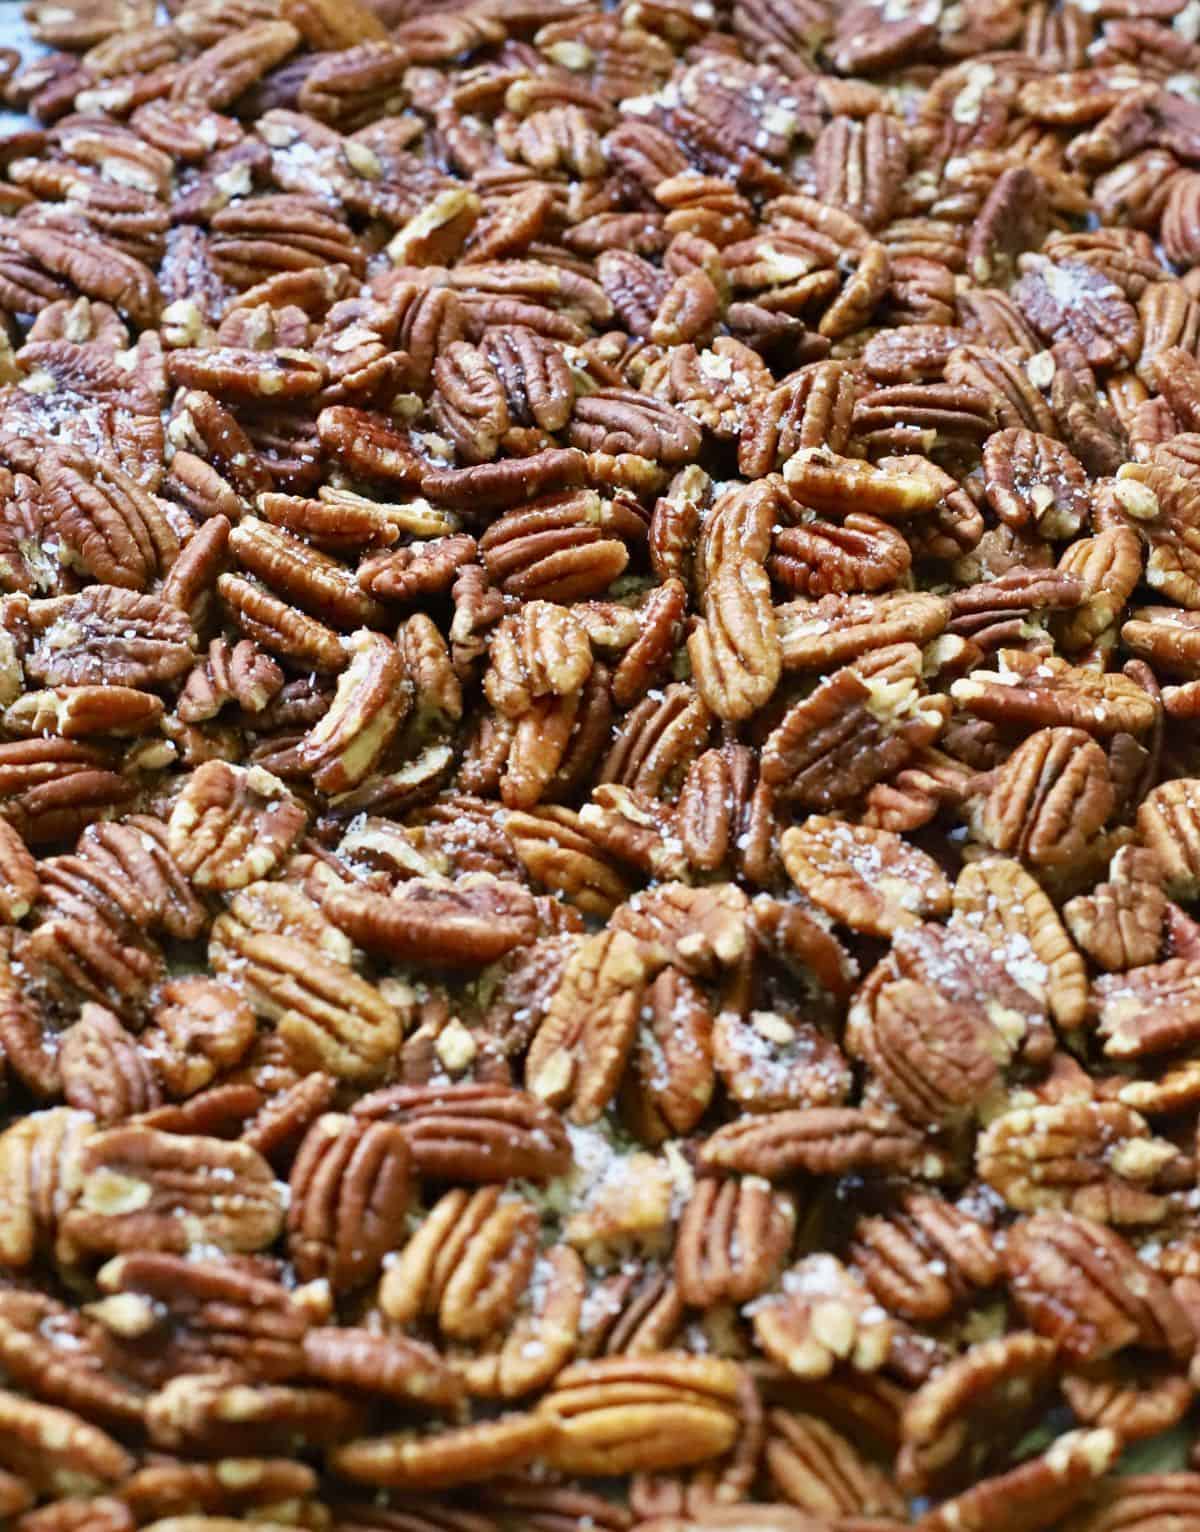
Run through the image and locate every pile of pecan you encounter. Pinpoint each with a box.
[5,0,1200,1527]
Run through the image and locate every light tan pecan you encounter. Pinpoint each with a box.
[753,1254,893,1380]
[0,817,37,921]
[1093,957,1200,1059]
[953,856,1088,1031]
[61,1126,285,1258]
[380,1185,538,1342]
[0,1106,93,1266]
[977,1101,1176,1224]
[329,1412,553,1491]
[539,1355,742,1476]
[526,929,661,1125]
[167,761,307,891]
[780,818,951,939]
[766,1409,906,1520]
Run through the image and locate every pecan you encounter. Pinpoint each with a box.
[167,761,307,891]
[539,1355,741,1476]
[767,1409,905,1520]
[330,1412,553,1491]
[951,650,1159,737]
[59,1003,160,1123]
[851,1188,1000,1325]
[983,428,1091,539]
[302,1325,462,1409]
[780,818,951,939]
[1137,778,1200,897]
[91,1249,309,1382]
[0,1390,133,1498]
[675,1177,794,1309]
[146,1373,361,1456]
[753,1254,893,1380]
[287,1113,409,1290]
[526,929,660,1125]
[142,978,256,1098]
[953,856,1088,1031]
[353,1082,571,1183]
[380,1184,538,1342]
[848,923,1046,1130]
[698,1107,927,1181]
[322,872,538,968]
[23,586,195,689]
[61,1126,285,1258]
[981,727,1115,869]
[977,1101,1176,1225]
[762,648,948,809]
[915,1428,1118,1532]
[1005,1212,1194,1363]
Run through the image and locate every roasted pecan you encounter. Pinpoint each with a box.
[167,761,307,891]
[780,818,951,939]
[61,1125,284,1259]
[977,1101,1176,1225]
[539,1355,742,1476]
[675,1177,794,1309]
[287,1112,410,1290]
[353,1082,571,1183]
[330,1412,553,1491]
[1005,1211,1194,1363]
